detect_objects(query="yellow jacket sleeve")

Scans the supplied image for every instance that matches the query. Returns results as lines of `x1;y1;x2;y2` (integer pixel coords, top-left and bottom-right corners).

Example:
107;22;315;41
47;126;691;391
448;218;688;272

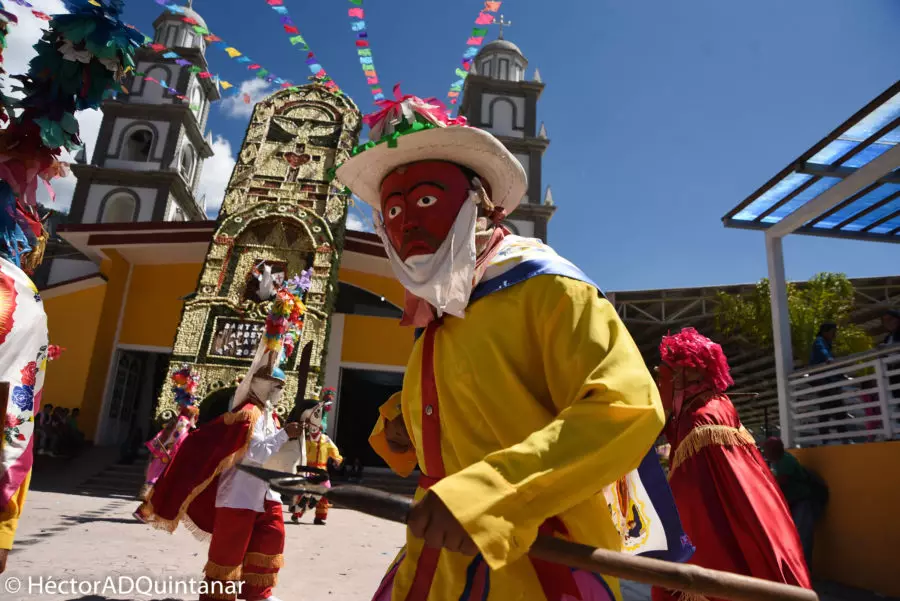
368;392;418;477
327;438;343;466
0;470;31;550
430;278;664;570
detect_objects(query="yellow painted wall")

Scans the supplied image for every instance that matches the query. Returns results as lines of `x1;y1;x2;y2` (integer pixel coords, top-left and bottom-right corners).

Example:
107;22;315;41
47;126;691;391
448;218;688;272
339;268;406;307
42;283;106;434
341;314;413;367
337;269;412;368
77;252;131;440
791;442;900;597
119;263;202;348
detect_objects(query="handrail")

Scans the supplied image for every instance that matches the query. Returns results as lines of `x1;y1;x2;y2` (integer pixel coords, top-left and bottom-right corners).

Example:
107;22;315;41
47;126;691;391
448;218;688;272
789;343;900;380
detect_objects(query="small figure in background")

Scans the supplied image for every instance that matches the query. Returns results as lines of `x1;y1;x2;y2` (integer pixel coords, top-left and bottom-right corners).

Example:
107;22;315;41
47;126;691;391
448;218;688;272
137;365;200;502
290;388;342;525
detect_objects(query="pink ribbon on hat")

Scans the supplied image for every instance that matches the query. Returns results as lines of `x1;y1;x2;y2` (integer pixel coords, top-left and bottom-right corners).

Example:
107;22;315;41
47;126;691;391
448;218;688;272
362;84;467;140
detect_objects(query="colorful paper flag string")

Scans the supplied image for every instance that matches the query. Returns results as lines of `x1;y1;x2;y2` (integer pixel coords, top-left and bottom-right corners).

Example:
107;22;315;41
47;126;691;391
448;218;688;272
345;0;383;103
261;0;339;91
444;1;501;112
154;0;298;90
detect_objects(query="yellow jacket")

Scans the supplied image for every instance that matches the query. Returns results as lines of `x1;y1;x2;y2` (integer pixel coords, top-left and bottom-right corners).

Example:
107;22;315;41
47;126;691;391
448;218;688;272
0;470;31;550
369;276;664;601
305;434;342;471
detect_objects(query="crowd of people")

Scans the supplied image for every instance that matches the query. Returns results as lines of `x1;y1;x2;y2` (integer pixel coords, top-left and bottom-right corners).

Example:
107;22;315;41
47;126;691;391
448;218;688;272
33;405;84;458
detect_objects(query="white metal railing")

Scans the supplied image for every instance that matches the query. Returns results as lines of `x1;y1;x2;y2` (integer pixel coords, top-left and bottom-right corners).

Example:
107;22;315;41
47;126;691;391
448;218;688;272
788;344;900;447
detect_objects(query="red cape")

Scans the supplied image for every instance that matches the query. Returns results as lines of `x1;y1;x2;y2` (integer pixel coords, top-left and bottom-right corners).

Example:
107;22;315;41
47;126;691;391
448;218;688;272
137;402;262;537
653;395;811;601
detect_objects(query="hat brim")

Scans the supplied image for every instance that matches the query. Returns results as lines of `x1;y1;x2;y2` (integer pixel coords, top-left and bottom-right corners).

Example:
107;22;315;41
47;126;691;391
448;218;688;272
335;126;527;215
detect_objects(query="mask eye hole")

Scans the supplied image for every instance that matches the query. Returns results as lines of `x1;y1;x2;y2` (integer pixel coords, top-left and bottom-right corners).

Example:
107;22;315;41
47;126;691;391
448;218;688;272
387;205;403;219
417;195;438;208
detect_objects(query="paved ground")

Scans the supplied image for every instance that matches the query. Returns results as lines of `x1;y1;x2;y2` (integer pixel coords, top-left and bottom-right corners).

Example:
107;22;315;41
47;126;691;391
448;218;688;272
3;490;894;601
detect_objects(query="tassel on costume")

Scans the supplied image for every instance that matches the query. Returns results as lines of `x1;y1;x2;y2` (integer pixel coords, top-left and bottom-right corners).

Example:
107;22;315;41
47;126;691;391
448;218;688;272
670;425;755;474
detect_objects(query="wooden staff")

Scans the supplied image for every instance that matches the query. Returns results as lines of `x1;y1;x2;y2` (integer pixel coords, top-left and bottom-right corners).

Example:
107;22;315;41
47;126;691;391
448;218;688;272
238;467;818;601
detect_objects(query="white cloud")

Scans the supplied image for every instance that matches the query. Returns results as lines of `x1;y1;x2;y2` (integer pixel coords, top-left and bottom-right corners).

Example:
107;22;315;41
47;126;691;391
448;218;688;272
219;79;274;119
346;203;374;233
3;0;67;77
198;136;236;219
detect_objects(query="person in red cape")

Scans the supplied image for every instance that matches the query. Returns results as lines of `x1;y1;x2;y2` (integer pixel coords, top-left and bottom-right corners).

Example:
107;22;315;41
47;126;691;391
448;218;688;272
652;328;812;601
136;353;301;601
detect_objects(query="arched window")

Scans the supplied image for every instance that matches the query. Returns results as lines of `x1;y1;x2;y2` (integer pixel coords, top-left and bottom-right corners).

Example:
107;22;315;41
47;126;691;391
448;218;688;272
164;25;177;48
123;128;153;161
183;31;195;48
480;60;492;78
511;62;523;82
102;193;137;223
190;85;203;119
498;58;510;80
489;98;517;136
180;144;196;182
335;283;402;318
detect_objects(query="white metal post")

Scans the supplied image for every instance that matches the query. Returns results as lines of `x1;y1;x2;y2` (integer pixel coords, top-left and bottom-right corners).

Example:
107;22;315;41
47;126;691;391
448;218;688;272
873;359;895;439
765;233;795;447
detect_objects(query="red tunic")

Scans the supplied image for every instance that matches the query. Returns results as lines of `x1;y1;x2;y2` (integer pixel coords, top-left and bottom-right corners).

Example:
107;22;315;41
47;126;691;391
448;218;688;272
652;394;811;601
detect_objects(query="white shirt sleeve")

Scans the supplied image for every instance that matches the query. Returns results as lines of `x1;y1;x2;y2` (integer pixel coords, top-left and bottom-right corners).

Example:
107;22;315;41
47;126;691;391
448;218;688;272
246;428;290;464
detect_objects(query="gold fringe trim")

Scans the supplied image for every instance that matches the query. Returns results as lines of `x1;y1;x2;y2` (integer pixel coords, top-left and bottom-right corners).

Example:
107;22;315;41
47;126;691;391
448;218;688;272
243;552;284;569
140;406;262;539
670;424;756;474
242;571;278;587
204;561;243;582
677;592;710;601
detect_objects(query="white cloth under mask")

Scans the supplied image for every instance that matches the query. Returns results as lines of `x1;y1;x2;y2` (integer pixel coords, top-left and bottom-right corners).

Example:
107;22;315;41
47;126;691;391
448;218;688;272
374;190;479;319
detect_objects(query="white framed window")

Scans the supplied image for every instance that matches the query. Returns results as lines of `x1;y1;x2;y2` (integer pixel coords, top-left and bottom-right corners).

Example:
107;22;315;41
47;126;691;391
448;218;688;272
184;31;195;48
102;193;137;223
481;60;492;78
190;85;203;119
123;128;153;161
180;144;196;182
164;25;176;48
498;58;509;80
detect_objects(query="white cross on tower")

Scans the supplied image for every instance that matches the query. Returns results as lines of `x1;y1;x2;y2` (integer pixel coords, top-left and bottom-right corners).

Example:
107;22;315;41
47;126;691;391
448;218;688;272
495;14;512;39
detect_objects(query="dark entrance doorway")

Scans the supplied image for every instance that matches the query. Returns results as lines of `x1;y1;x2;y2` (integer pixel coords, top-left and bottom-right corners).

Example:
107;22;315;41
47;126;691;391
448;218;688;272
334;368;404;468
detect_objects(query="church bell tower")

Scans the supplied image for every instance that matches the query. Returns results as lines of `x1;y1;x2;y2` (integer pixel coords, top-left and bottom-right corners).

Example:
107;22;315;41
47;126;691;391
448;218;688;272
460;24;556;241
68;1;220;224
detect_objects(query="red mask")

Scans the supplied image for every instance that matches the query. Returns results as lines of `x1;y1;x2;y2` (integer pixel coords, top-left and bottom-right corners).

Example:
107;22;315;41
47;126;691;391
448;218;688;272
379;161;471;261
658;363;710;418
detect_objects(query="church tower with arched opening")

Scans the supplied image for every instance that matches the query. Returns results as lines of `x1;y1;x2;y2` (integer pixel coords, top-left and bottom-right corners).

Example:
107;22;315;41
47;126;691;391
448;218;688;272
67;0;220;225
460;29;556;241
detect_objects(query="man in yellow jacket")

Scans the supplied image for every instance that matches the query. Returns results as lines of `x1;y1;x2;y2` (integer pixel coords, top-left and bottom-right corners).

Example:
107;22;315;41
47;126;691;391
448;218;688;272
336;92;691;601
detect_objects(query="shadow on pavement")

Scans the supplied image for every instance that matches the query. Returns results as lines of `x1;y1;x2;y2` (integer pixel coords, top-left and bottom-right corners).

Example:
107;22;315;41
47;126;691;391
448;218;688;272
59;516;142;525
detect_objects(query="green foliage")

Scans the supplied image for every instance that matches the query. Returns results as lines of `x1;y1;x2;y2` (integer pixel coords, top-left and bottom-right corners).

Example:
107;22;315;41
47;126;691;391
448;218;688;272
715;273;873;362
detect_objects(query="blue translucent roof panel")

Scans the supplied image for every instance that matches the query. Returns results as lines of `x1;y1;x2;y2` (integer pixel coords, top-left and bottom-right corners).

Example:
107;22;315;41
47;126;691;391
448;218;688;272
841;91;900;141
808;139;858;165
725;81;900;243
733;173;812;221
852;196;900;232
813;184;900;229
761;177;841;223
870;214;900;234
841;141;894;168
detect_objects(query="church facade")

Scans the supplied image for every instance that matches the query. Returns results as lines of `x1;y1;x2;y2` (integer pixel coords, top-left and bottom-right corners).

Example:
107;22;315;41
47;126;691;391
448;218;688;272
39;5;554;466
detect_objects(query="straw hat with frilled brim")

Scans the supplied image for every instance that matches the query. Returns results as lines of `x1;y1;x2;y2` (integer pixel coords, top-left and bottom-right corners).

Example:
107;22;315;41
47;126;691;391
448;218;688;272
335;95;526;215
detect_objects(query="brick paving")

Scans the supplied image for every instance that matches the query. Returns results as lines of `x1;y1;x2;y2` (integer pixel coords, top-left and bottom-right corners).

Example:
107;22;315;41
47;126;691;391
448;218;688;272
2;490;894;601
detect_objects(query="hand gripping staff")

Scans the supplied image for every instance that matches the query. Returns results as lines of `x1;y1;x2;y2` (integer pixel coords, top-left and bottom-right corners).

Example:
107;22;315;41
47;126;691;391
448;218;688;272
238;465;818;601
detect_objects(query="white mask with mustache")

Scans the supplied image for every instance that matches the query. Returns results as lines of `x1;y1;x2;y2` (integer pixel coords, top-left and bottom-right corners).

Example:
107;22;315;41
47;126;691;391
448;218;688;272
375;190;479;319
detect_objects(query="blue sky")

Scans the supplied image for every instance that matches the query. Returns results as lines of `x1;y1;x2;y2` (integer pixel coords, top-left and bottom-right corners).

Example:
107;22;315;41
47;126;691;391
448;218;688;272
12;0;900;291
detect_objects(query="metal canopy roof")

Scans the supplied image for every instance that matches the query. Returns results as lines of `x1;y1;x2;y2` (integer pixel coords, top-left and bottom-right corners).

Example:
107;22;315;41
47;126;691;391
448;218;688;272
724;80;900;243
